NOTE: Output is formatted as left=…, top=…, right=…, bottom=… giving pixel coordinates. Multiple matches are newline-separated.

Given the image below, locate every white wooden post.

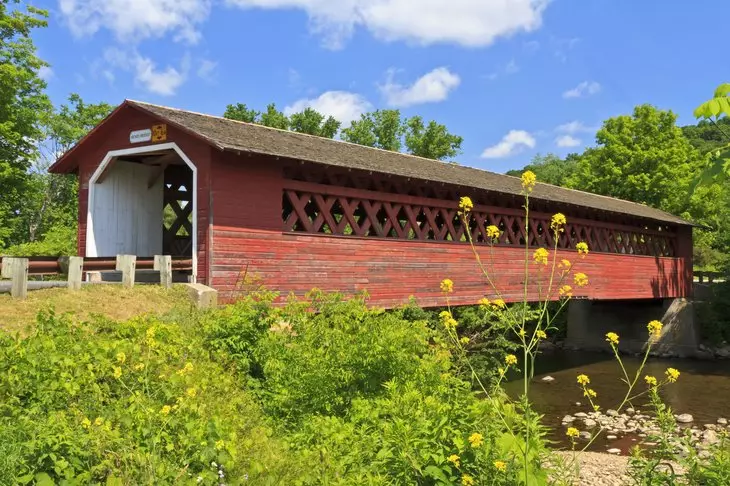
left=154, top=255, right=172, bottom=289
left=10, top=258, right=29, bottom=299
left=116, top=255, right=136, bottom=288
left=68, top=256, right=84, bottom=290
left=1, top=256, right=13, bottom=279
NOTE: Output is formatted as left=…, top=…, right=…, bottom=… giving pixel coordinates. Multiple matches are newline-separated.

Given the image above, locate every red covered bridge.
left=50, top=100, right=694, bottom=309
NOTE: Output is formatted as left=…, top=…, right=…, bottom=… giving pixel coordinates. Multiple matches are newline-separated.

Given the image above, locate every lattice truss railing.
left=282, top=182, right=677, bottom=257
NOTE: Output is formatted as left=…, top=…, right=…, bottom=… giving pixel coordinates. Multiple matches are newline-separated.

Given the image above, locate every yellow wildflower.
left=486, top=225, right=501, bottom=240
left=459, top=337, right=470, bottom=345
left=647, top=320, right=663, bottom=338
left=551, top=213, right=567, bottom=232
left=462, top=474, right=475, bottom=486
left=444, top=318, right=458, bottom=331
left=576, top=242, right=589, bottom=257
left=81, top=417, right=91, bottom=429
left=160, top=405, right=172, bottom=416
left=533, top=247, right=549, bottom=265
left=505, top=354, right=518, bottom=366
left=584, top=388, right=597, bottom=398
left=536, top=330, right=547, bottom=340
left=574, top=272, right=589, bottom=287
left=559, top=285, right=573, bottom=297
left=491, top=298, right=506, bottom=310
left=447, top=454, right=460, bottom=468
left=440, top=278, right=454, bottom=294
left=665, top=368, right=680, bottom=383
left=478, top=297, right=490, bottom=308
left=134, top=363, right=145, bottom=371
left=177, top=362, right=194, bottom=376
left=577, top=374, right=590, bottom=386
left=94, top=417, right=103, bottom=426
left=644, top=375, right=658, bottom=387
left=493, top=461, right=507, bottom=472
left=521, top=170, right=537, bottom=192
left=116, top=352, right=126, bottom=364
left=468, top=432, right=484, bottom=448
left=605, top=332, right=619, bottom=345
left=215, top=440, right=225, bottom=451
left=498, top=367, right=505, bottom=375
left=439, top=310, right=452, bottom=321
left=186, top=387, right=197, bottom=398
left=518, top=328, right=527, bottom=337
left=559, top=259, right=572, bottom=273
left=113, top=367, right=122, bottom=379
left=458, top=196, right=474, bottom=214
left=566, top=427, right=580, bottom=439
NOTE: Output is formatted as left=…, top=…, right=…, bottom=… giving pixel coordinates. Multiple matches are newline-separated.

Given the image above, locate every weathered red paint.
left=54, top=103, right=694, bottom=305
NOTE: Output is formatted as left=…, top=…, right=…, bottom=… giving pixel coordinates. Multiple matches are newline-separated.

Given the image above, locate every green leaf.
left=34, top=473, right=56, bottom=486
left=423, top=465, right=449, bottom=482
left=714, top=83, right=730, bottom=98
left=105, top=476, right=123, bottom=486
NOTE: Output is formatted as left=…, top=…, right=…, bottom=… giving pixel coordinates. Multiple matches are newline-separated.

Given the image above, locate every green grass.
left=0, top=285, right=191, bottom=335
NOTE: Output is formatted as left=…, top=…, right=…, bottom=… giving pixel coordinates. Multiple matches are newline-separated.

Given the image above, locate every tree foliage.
left=0, top=0, right=50, bottom=247
left=403, top=116, right=463, bottom=160
left=288, top=107, right=340, bottom=138
left=506, top=153, right=578, bottom=187
left=341, top=109, right=405, bottom=151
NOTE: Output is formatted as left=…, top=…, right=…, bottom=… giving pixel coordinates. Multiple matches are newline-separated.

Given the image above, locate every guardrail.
left=0, top=255, right=193, bottom=299
left=695, top=271, right=725, bottom=284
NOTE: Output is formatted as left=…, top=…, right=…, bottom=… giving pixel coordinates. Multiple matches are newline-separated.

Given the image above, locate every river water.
left=502, top=349, right=730, bottom=451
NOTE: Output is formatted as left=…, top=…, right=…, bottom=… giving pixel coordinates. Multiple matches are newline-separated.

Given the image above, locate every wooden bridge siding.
left=71, top=107, right=213, bottom=283
left=209, top=155, right=692, bottom=306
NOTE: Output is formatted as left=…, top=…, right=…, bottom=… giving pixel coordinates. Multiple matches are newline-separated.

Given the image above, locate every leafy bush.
left=0, top=309, right=302, bottom=485
left=2, top=224, right=77, bottom=256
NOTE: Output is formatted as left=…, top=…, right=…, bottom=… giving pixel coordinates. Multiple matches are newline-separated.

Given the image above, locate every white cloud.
left=563, top=81, right=601, bottom=99
left=555, top=135, right=580, bottom=147
left=556, top=120, right=597, bottom=134
left=481, top=130, right=536, bottom=159
left=38, top=66, right=54, bottom=81
left=285, top=91, right=373, bottom=124
left=103, top=48, right=190, bottom=95
left=484, top=59, right=519, bottom=81
left=226, top=0, right=550, bottom=49
left=379, top=67, right=460, bottom=107
left=59, top=0, right=211, bottom=44
left=197, top=59, right=218, bottom=82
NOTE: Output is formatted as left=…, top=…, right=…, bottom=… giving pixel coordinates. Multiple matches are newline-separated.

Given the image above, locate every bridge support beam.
left=566, top=298, right=699, bottom=358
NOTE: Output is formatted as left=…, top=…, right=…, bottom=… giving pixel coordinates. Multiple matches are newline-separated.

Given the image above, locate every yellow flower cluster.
left=82, top=417, right=92, bottom=429
left=505, top=354, right=518, bottom=366
left=521, top=170, right=537, bottom=192
left=551, top=213, right=567, bottom=232
left=605, top=332, right=619, bottom=345
left=644, top=375, right=658, bottom=387
left=94, top=417, right=104, bottom=426
left=462, top=474, right=475, bottom=486
left=566, top=427, right=580, bottom=439
left=186, top=387, right=197, bottom=398
left=576, top=242, right=589, bottom=256
left=116, top=352, right=126, bottom=364
left=478, top=298, right=490, bottom=308
left=576, top=374, right=590, bottom=386
left=573, top=272, right=589, bottom=287
left=493, top=461, right=507, bottom=472
left=113, top=367, right=122, bottom=379
left=448, top=454, right=460, bottom=468
left=459, top=336, right=470, bottom=345
left=134, top=363, right=145, bottom=371
left=559, top=285, right=573, bottom=297
left=440, top=278, right=454, bottom=293
left=491, top=298, right=506, bottom=310
left=666, top=367, right=680, bottom=383
left=536, top=330, right=547, bottom=340
left=647, top=320, right=663, bottom=338
left=177, top=362, right=194, bottom=376
left=160, top=405, right=172, bottom=416
left=469, top=432, right=484, bottom=448
left=559, top=259, right=572, bottom=273
left=583, top=388, right=597, bottom=398
left=486, top=225, right=501, bottom=240
left=458, top=196, right=474, bottom=214
left=533, top=247, right=549, bottom=265
left=215, top=440, right=226, bottom=451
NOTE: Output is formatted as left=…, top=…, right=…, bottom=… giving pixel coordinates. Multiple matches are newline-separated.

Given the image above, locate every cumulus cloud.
left=285, top=91, right=373, bottom=124
left=555, top=120, right=595, bottom=134
left=38, top=66, right=54, bottom=81
left=379, top=67, right=460, bottom=107
left=59, top=0, right=211, bottom=44
left=103, top=48, right=190, bottom=95
left=555, top=135, right=580, bottom=148
left=197, top=59, right=218, bottom=82
left=563, top=81, right=601, bottom=99
left=226, top=0, right=550, bottom=49
left=481, top=130, right=536, bottom=159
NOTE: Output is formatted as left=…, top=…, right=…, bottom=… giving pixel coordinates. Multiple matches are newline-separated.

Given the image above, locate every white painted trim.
left=86, top=142, right=198, bottom=282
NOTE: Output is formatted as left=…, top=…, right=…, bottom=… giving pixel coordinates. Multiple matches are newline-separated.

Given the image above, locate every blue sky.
left=34, top=0, right=730, bottom=173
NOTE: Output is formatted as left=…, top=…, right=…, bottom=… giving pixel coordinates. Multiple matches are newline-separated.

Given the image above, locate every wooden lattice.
left=281, top=180, right=677, bottom=257
left=163, top=166, right=193, bottom=256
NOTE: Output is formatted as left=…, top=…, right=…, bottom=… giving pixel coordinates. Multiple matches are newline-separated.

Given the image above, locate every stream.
left=503, top=349, right=730, bottom=451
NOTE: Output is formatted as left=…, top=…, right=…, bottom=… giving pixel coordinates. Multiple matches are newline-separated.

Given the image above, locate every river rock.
left=718, top=418, right=728, bottom=425
left=606, top=435, right=617, bottom=440
left=579, top=431, right=592, bottom=440
left=716, top=346, right=730, bottom=359
left=676, top=414, right=694, bottom=424
left=575, top=412, right=588, bottom=418
left=702, top=430, right=719, bottom=444
left=607, top=448, right=621, bottom=454
left=584, top=418, right=597, bottom=428
left=541, top=375, right=556, bottom=382
left=606, top=409, right=619, bottom=417
left=626, top=408, right=635, bottom=415
left=562, top=415, right=575, bottom=423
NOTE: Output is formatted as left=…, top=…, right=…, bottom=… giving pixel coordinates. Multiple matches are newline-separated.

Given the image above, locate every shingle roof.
left=84, top=100, right=700, bottom=226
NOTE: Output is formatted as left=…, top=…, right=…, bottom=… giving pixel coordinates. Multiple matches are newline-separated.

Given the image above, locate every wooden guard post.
left=116, top=255, right=137, bottom=288
left=2, top=257, right=29, bottom=299
left=154, top=255, right=173, bottom=288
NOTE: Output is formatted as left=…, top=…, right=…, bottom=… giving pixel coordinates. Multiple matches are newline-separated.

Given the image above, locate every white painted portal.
left=89, top=160, right=163, bottom=256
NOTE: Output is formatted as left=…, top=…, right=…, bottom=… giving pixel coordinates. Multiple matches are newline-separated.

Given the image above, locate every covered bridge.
left=50, top=100, right=694, bottom=307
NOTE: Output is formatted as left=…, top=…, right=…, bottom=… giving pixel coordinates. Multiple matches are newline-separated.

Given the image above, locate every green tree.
left=506, top=153, right=579, bottom=187
left=681, top=117, right=730, bottom=154
left=259, top=103, right=289, bottom=130
left=288, top=107, right=340, bottom=138
left=404, top=116, right=463, bottom=160
left=223, top=103, right=258, bottom=123
left=567, top=104, right=704, bottom=215
left=342, top=110, right=405, bottom=151
left=0, top=0, right=51, bottom=248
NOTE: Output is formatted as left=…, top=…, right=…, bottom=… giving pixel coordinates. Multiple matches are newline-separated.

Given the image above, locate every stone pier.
left=566, top=298, right=699, bottom=358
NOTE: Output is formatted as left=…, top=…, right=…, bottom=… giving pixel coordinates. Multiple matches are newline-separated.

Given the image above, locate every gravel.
left=552, top=451, right=631, bottom=486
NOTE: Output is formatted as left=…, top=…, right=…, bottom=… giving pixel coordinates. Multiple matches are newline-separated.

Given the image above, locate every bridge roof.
left=58, top=100, right=695, bottom=226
